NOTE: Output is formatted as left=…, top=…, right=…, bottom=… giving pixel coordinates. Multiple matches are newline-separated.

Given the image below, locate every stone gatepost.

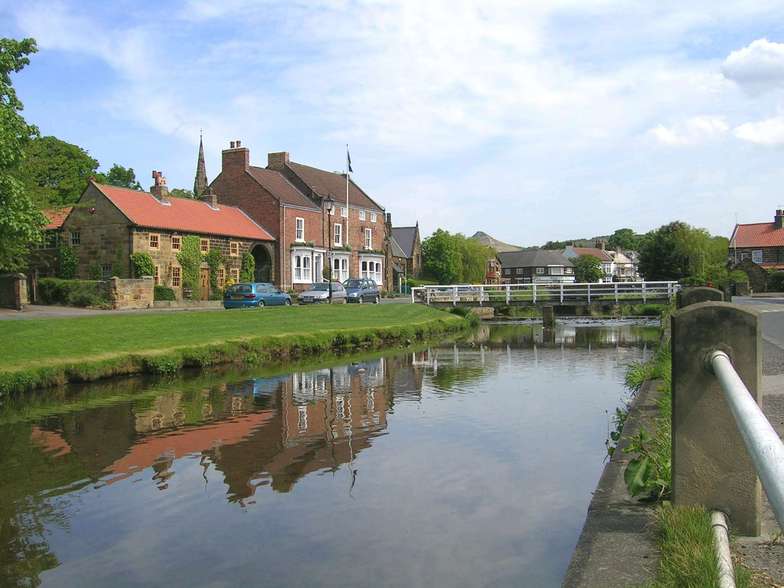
left=671, top=302, right=761, bottom=535
left=542, top=305, right=555, bottom=328
left=676, top=286, right=724, bottom=308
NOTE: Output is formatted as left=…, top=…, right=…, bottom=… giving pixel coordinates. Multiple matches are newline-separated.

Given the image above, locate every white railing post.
left=479, top=285, right=484, bottom=306
left=506, top=284, right=510, bottom=304
left=614, top=282, right=618, bottom=303
left=560, top=283, right=564, bottom=303
left=452, top=286, right=458, bottom=306
left=587, top=283, right=591, bottom=304
left=426, top=288, right=431, bottom=305
left=642, top=282, right=647, bottom=302
left=533, top=283, right=537, bottom=304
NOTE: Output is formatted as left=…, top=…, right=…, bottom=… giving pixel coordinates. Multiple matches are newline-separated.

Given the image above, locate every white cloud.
left=734, top=116, right=784, bottom=146
left=722, top=38, right=784, bottom=94
left=648, top=116, right=729, bottom=146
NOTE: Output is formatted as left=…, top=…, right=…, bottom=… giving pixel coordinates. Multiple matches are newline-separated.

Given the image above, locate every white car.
left=298, top=282, right=347, bottom=304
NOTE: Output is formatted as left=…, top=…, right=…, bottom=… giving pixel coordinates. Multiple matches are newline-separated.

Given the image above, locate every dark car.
left=223, top=283, right=292, bottom=309
left=344, top=279, right=380, bottom=304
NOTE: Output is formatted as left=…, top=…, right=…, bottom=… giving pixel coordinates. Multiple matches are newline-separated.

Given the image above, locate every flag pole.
left=346, top=144, right=350, bottom=264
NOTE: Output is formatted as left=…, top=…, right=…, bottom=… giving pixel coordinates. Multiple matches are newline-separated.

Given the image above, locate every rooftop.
left=497, top=249, right=573, bottom=268
left=42, top=206, right=73, bottom=230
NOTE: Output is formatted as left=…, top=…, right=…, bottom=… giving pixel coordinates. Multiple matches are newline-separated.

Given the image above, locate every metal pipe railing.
left=709, top=350, right=784, bottom=529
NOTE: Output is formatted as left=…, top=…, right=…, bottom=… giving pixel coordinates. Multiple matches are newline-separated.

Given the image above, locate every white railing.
left=410, top=281, right=679, bottom=305
left=709, top=350, right=784, bottom=530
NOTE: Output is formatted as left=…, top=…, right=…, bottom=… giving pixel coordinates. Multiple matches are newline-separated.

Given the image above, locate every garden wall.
left=0, top=274, right=28, bottom=310
left=108, top=277, right=154, bottom=310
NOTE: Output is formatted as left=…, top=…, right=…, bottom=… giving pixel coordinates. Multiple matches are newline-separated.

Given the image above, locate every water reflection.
left=0, top=322, right=657, bottom=587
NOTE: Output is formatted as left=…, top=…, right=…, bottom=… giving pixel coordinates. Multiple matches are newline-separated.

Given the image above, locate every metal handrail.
left=709, top=350, right=784, bottom=529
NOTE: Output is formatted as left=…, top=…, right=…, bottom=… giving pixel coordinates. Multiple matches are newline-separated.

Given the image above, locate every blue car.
left=224, top=283, right=292, bottom=309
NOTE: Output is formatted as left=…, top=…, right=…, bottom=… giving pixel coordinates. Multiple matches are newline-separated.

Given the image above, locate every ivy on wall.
left=205, top=248, right=224, bottom=297
left=176, top=236, right=202, bottom=294
left=130, top=252, right=155, bottom=278
left=240, top=251, right=255, bottom=283
left=57, top=245, right=77, bottom=279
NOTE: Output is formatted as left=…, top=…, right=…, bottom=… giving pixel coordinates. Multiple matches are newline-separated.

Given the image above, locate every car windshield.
left=344, top=280, right=362, bottom=288
left=310, top=284, right=330, bottom=291
left=228, top=284, right=252, bottom=294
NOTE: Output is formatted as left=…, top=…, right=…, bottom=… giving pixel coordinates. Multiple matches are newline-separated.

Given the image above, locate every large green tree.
left=14, top=135, right=99, bottom=207
left=638, top=221, right=728, bottom=281
left=95, top=164, right=141, bottom=190
left=0, top=37, right=45, bottom=272
left=422, top=229, right=462, bottom=283
left=608, top=228, right=642, bottom=252
left=573, top=255, right=603, bottom=282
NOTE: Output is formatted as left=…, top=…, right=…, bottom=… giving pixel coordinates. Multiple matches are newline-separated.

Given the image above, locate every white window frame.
left=359, top=256, right=383, bottom=285
left=536, top=267, right=545, bottom=275
left=370, top=212, right=377, bottom=223
left=200, top=238, right=210, bottom=254
left=364, top=228, right=372, bottom=250
left=341, top=207, right=348, bottom=218
left=217, top=267, right=225, bottom=288
left=171, top=235, right=181, bottom=251
left=334, top=223, right=342, bottom=247
left=295, top=217, right=305, bottom=242
left=230, top=268, right=240, bottom=283
left=752, top=249, right=763, bottom=264
left=172, top=265, right=181, bottom=287
left=149, top=233, right=160, bottom=249
left=292, top=250, right=314, bottom=284
left=332, top=254, right=349, bottom=283
left=359, top=209, right=366, bottom=221
left=230, top=241, right=239, bottom=257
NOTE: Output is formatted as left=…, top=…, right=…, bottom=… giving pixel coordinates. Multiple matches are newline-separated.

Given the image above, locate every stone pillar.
left=542, top=305, right=555, bottom=328
left=671, top=302, right=761, bottom=535
left=676, top=286, right=723, bottom=308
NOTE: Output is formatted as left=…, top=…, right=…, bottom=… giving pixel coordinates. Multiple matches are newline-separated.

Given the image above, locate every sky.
left=3, top=0, right=784, bottom=246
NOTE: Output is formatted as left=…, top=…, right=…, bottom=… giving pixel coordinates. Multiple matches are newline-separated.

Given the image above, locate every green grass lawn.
left=0, top=304, right=457, bottom=372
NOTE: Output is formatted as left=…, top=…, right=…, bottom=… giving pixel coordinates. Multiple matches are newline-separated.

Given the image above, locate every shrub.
left=240, top=252, right=255, bottom=282
left=88, top=262, right=102, bottom=280
left=38, top=278, right=109, bottom=307
left=154, top=285, right=176, bottom=301
left=176, top=236, right=202, bottom=295
left=131, top=252, right=155, bottom=277
left=57, top=245, right=78, bottom=279
left=769, top=271, right=784, bottom=292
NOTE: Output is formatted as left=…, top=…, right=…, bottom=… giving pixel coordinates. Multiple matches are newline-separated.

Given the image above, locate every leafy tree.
left=170, top=188, right=194, bottom=199
left=95, top=164, right=141, bottom=190
left=14, top=136, right=98, bottom=206
left=455, top=234, right=494, bottom=283
left=573, top=255, right=603, bottom=282
left=542, top=240, right=570, bottom=250
left=638, top=221, right=728, bottom=281
left=56, top=244, right=77, bottom=279
left=0, top=37, right=46, bottom=271
left=130, top=252, right=155, bottom=277
left=608, top=228, right=642, bottom=252
left=422, top=229, right=462, bottom=283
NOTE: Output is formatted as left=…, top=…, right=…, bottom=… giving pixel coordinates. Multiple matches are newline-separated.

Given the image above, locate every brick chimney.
left=201, top=186, right=219, bottom=209
left=268, top=151, right=290, bottom=171
left=221, top=139, right=249, bottom=173
left=595, top=239, right=606, bottom=250
left=150, top=170, right=170, bottom=202
left=775, top=208, right=784, bottom=229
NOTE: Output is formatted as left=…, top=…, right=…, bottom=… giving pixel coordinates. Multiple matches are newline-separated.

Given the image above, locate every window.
left=341, top=207, right=348, bottom=218
left=364, top=228, right=372, bottom=250
left=370, top=212, right=377, bottom=223
left=329, top=205, right=335, bottom=216
left=154, top=265, right=160, bottom=285
left=44, top=232, right=59, bottom=249
left=359, top=258, right=383, bottom=285
left=515, top=268, right=523, bottom=275
left=217, top=267, right=225, bottom=288
left=171, top=235, right=181, bottom=251
left=230, top=268, right=240, bottom=283
left=149, top=233, right=159, bottom=249
left=200, top=238, right=210, bottom=253
left=332, top=256, right=349, bottom=282
left=172, top=266, right=181, bottom=287
left=740, top=251, right=751, bottom=261
left=504, top=268, right=511, bottom=275
left=752, top=249, right=763, bottom=264
left=295, top=217, right=304, bottom=242
left=536, top=267, right=545, bottom=275
left=359, top=209, right=366, bottom=221
left=374, top=261, right=383, bottom=285
left=101, top=263, right=113, bottom=279
left=334, top=223, right=342, bottom=246
left=550, top=266, right=564, bottom=276
left=70, top=231, right=80, bottom=246
left=303, top=255, right=311, bottom=282
left=230, top=241, right=239, bottom=257
left=293, top=254, right=312, bottom=283
left=565, top=267, right=573, bottom=274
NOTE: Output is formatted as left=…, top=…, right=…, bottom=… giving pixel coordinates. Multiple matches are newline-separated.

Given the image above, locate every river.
left=0, top=320, right=658, bottom=587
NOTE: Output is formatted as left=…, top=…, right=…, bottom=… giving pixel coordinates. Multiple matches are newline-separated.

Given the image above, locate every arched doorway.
left=252, top=244, right=273, bottom=283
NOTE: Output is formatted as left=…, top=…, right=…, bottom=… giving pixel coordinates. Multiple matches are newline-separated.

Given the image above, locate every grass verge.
left=0, top=305, right=468, bottom=394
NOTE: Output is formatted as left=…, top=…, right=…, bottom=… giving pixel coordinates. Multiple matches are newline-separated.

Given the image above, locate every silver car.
left=298, top=282, right=347, bottom=304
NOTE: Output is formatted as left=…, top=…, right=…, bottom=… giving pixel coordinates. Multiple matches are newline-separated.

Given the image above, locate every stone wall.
left=107, top=276, right=154, bottom=309
left=0, top=274, right=28, bottom=310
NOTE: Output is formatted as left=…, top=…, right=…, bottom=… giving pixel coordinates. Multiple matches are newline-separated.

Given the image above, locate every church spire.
left=193, top=131, right=208, bottom=198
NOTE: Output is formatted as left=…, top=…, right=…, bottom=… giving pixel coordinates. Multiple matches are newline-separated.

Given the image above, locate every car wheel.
left=285, top=299, right=291, bottom=306
left=374, top=295, right=380, bottom=304
left=358, top=296, right=363, bottom=304
left=258, top=300, right=265, bottom=308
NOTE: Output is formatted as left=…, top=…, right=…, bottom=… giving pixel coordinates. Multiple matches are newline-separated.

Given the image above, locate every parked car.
left=298, top=282, right=347, bottom=304
left=223, top=283, right=292, bottom=309
left=344, top=279, right=380, bottom=304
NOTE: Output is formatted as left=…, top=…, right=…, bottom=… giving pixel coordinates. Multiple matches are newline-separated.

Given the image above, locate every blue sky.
left=4, top=0, right=784, bottom=245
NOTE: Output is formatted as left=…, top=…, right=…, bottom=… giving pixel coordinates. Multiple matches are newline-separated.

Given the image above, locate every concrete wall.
left=0, top=273, right=28, bottom=310
left=107, top=277, right=154, bottom=310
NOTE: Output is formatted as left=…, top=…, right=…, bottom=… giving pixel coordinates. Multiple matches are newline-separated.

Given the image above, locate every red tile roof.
left=287, top=161, right=384, bottom=212
left=569, top=247, right=614, bottom=262
left=42, top=206, right=73, bottom=230
left=93, top=182, right=273, bottom=241
left=731, top=223, right=784, bottom=248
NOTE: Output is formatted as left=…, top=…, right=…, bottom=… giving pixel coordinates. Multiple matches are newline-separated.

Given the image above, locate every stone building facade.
left=391, top=224, right=422, bottom=278
left=62, top=176, right=274, bottom=299
left=731, top=209, right=784, bottom=271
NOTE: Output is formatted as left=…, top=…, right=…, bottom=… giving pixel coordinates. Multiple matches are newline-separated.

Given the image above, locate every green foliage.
left=176, top=235, right=201, bottom=293
left=0, top=37, right=46, bottom=271
left=422, top=229, right=493, bottom=283
left=154, top=285, right=176, bottom=301
left=769, top=270, right=784, bottom=292
left=94, top=164, right=141, bottom=190
left=87, top=262, right=102, bottom=280
left=573, top=255, right=604, bottom=282
left=542, top=240, right=570, bottom=249
left=639, top=221, right=728, bottom=281
left=205, top=248, right=224, bottom=296
left=607, top=228, right=642, bottom=252
left=38, top=277, right=108, bottom=307
left=170, top=188, right=194, bottom=199
left=240, top=251, right=255, bottom=283
left=130, top=251, right=155, bottom=277
left=13, top=135, right=99, bottom=206
left=56, top=244, right=77, bottom=279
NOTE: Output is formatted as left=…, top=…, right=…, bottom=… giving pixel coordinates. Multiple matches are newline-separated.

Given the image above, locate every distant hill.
left=470, top=231, right=525, bottom=253
left=541, top=235, right=611, bottom=249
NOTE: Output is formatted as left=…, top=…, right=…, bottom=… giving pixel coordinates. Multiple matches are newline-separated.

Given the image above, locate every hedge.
left=154, top=285, right=176, bottom=301
left=38, top=278, right=109, bottom=308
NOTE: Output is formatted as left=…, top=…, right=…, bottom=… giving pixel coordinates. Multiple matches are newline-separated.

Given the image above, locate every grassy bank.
left=0, top=305, right=467, bottom=394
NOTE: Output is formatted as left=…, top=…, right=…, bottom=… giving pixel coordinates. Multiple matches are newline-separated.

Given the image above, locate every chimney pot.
left=267, top=151, right=290, bottom=170
left=776, top=209, right=784, bottom=229
left=150, top=170, right=170, bottom=201
left=236, top=140, right=241, bottom=147
left=230, top=141, right=236, bottom=148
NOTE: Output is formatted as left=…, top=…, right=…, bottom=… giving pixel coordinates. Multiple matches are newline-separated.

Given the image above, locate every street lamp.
left=325, top=195, right=335, bottom=303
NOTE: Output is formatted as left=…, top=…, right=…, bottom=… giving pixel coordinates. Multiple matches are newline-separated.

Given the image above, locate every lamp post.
left=325, top=195, right=335, bottom=303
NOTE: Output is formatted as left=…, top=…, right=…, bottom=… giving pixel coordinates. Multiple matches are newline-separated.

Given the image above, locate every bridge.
left=410, top=281, right=680, bottom=307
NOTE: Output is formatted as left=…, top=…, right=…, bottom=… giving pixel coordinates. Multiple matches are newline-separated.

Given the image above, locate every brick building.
left=62, top=174, right=274, bottom=298
left=211, top=141, right=391, bottom=291
left=730, top=209, right=784, bottom=270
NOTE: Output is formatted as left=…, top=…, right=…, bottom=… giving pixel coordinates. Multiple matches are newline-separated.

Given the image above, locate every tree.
left=573, top=255, right=603, bottom=282
left=14, top=136, right=99, bottom=206
left=638, top=221, right=728, bottom=281
left=95, top=164, right=141, bottom=190
left=0, top=37, right=45, bottom=272
left=422, top=229, right=463, bottom=283
left=608, top=228, right=641, bottom=252
left=542, top=240, right=570, bottom=250
left=170, top=188, right=194, bottom=199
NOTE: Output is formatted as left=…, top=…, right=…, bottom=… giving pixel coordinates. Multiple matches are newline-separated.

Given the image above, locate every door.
left=200, top=267, right=210, bottom=300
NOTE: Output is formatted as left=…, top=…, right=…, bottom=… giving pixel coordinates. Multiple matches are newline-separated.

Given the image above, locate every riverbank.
left=0, top=305, right=468, bottom=395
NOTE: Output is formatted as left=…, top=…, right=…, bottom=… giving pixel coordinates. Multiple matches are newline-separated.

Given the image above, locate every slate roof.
left=391, top=227, right=417, bottom=258
left=42, top=206, right=73, bottom=230
left=247, top=166, right=320, bottom=210
left=497, top=249, right=573, bottom=268
left=390, top=235, right=407, bottom=258
left=93, top=182, right=274, bottom=241
left=287, top=161, right=384, bottom=212
left=565, top=246, right=614, bottom=262
left=731, top=222, right=784, bottom=248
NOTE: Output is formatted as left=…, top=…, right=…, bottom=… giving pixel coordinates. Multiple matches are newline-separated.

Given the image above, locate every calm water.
left=0, top=321, right=657, bottom=588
